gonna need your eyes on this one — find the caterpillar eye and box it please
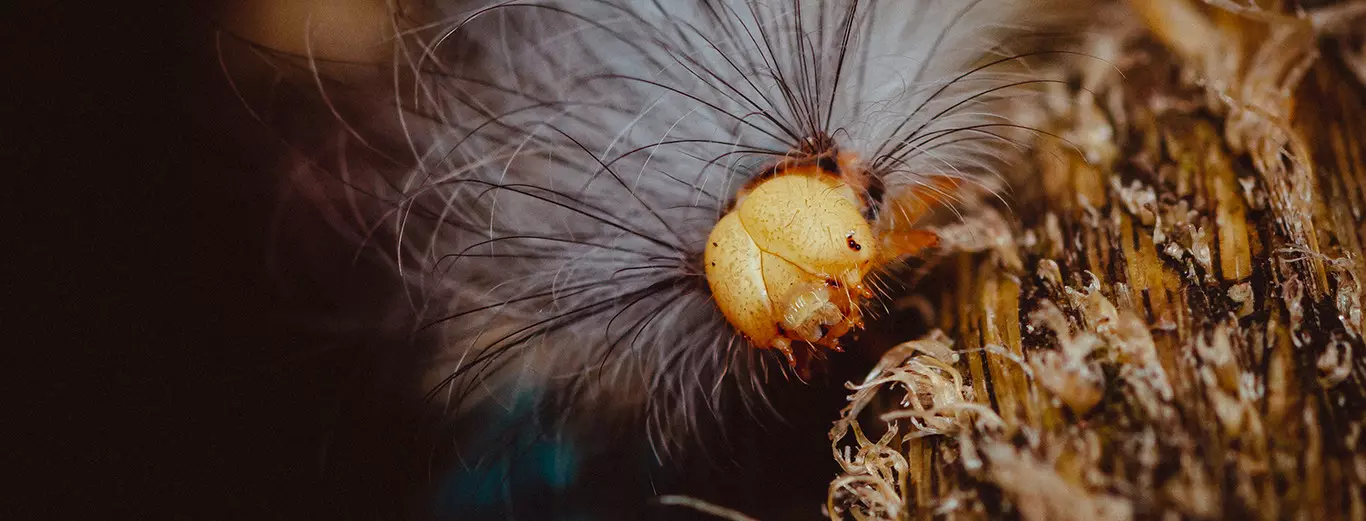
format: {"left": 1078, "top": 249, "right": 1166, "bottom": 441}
{"left": 704, "top": 166, "right": 878, "bottom": 369}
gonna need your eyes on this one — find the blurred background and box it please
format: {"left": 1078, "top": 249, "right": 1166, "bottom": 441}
{"left": 15, "top": 1, "right": 908, "bottom": 519}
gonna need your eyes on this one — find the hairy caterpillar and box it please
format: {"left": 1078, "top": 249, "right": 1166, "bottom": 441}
{"left": 236, "top": 0, "right": 1073, "bottom": 472}
{"left": 374, "top": 0, "right": 1071, "bottom": 456}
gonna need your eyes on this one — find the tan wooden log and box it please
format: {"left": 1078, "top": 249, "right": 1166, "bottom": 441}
{"left": 829, "top": 3, "right": 1366, "bottom": 520}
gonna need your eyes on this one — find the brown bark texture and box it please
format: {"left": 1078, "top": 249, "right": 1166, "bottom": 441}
{"left": 827, "top": 2, "right": 1366, "bottom": 520}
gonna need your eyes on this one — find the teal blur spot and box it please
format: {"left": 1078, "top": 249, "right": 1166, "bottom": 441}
{"left": 432, "top": 390, "right": 581, "bottom": 518}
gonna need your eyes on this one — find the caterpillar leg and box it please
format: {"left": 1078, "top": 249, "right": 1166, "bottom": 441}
{"left": 876, "top": 175, "right": 965, "bottom": 261}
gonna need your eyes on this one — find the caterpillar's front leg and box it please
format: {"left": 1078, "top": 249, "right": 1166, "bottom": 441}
{"left": 875, "top": 175, "right": 966, "bottom": 263}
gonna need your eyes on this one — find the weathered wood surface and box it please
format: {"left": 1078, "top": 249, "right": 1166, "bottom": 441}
{"left": 829, "top": 3, "right": 1366, "bottom": 520}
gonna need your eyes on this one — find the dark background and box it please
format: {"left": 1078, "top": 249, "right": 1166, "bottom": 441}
{"left": 16, "top": 2, "right": 433, "bottom": 517}
{"left": 14, "top": 2, "right": 870, "bottom": 519}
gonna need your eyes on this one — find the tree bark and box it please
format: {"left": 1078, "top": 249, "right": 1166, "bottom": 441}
{"left": 828, "top": 2, "right": 1366, "bottom": 520}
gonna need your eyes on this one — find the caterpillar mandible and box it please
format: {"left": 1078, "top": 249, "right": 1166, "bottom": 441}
{"left": 355, "top": 0, "right": 1062, "bottom": 454}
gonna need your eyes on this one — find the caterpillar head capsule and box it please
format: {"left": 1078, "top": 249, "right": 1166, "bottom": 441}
{"left": 705, "top": 152, "right": 954, "bottom": 372}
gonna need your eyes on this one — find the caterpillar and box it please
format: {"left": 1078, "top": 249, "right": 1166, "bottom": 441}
{"left": 229, "top": 0, "right": 1075, "bottom": 499}
{"left": 379, "top": 0, "right": 1070, "bottom": 454}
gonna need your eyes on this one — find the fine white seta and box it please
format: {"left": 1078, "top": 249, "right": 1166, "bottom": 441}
{"left": 359, "top": 0, "right": 1066, "bottom": 454}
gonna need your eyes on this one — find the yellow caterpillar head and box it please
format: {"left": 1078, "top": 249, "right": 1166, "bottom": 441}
{"left": 704, "top": 152, "right": 952, "bottom": 371}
